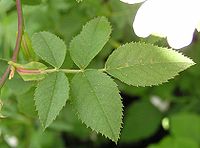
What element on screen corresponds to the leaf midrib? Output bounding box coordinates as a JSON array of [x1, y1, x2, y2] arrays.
[[83, 17, 103, 69], [83, 72, 116, 140], [44, 73, 57, 127], [106, 61, 193, 71]]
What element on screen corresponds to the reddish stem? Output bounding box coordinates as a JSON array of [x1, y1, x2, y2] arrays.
[[0, 0, 23, 89], [16, 68, 42, 74], [12, 0, 23, 62]]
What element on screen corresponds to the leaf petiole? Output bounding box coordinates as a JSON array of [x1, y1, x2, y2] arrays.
[[44, 68, 106, 74]]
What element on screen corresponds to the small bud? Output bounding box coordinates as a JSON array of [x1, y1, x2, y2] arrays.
[[21, 32, 36, 61]]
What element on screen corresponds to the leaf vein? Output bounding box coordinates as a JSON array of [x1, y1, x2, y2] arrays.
[[83, 72, 116, 139], [44, 74, 57, 127]]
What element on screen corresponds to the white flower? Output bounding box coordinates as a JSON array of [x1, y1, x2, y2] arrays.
[[120, 0, 200, 49]]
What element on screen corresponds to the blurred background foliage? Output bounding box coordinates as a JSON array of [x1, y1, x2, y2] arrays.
[[0, 0, 200, 147]]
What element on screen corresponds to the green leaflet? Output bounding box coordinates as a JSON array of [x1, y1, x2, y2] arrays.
[[105, 42, 195, 87], [69, 17, 112, 69], [121, 100, 162, 143], [32, 32, 67, 68], [70, 70, 123, 143], [8, 61, 47, 81], [35, 72, 70, 129]]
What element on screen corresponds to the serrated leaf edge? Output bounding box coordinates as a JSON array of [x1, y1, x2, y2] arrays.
[[69, 16, 112, 69], [105, 42, 195, 87], [32, 31, 67, 68], [34, 72, 70, 129], [70, 71, 124, 143]]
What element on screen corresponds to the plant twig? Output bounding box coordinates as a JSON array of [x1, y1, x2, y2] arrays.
[[12, 0, 24, 62], [0, 0, 23, 89], [44, 68, 106, 74]]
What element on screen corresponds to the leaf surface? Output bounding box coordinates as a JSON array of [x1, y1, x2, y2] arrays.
[[106, 42, 195, 86], [69, 17, 111, 69], [71, 70, 123, 142], [35, 72, 69, 128], [32, 32, 67, 68]]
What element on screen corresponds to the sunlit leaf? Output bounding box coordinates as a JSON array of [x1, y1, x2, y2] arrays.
[[106, 42, 195, 86]]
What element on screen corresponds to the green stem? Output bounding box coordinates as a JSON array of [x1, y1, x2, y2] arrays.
[[60, 69, 83, 74], [43, 68, 106, 74]]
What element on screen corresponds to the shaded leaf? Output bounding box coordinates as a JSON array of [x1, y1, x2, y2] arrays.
[[149, 136, 199, 148], [121, 100, 162, 143], [170, 113, 200, 143]]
